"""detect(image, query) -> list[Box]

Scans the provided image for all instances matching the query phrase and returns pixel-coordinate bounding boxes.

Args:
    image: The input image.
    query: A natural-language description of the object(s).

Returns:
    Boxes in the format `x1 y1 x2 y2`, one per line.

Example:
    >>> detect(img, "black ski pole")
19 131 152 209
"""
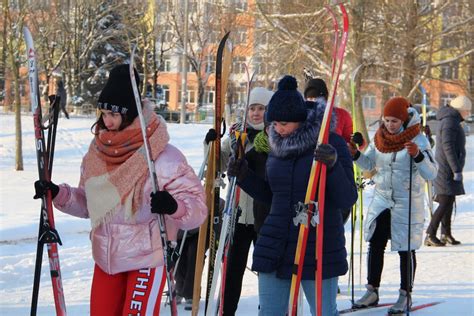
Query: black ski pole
407 157 413 316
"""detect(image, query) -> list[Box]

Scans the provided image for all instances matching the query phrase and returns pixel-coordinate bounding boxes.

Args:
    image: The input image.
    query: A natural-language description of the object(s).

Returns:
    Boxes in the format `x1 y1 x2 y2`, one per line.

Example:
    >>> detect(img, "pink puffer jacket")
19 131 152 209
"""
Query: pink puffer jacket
53 144 207 274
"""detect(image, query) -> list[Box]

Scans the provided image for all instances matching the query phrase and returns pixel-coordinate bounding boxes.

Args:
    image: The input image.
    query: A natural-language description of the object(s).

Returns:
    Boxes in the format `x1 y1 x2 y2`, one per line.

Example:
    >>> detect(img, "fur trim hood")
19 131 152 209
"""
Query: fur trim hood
269 102 336 159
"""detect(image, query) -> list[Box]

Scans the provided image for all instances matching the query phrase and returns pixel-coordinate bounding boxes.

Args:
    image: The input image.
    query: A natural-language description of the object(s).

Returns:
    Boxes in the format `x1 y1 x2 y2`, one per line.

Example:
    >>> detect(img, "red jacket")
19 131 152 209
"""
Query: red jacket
334 107 353 143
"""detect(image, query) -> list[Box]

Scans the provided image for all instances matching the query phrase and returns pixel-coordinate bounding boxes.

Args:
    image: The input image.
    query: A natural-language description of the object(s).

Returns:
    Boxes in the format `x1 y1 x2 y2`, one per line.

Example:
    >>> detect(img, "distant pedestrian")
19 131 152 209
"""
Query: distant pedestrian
56 80 69 119
425 95 470 246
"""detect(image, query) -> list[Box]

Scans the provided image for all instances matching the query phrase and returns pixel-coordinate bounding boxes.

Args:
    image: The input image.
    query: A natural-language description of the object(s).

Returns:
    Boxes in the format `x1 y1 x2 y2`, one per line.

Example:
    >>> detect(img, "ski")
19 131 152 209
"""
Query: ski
191 31 232 316
339 302 395 314
348 64 364 302
129 46 177 315
208 66 256 316
23 26 67 316
418 84 434 218
387 301 443 315
288 4 349 316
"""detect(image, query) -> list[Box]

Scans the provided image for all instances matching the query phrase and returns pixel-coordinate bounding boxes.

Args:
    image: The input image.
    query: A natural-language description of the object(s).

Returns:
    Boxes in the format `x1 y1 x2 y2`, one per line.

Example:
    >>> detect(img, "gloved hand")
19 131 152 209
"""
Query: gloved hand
226 156 248 181
423 125 432 137
205 129 218 144
33 180 59 199
351 132 364 147
150 191 178 215
453 173 463 182
347 141 359 157
404 141 420 157
314 143 337 169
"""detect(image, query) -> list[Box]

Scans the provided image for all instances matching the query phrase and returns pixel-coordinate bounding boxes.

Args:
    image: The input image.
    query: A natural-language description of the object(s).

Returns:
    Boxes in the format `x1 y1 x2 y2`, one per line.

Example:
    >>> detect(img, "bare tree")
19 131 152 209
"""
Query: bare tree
4 0 27 170
168 0 236 111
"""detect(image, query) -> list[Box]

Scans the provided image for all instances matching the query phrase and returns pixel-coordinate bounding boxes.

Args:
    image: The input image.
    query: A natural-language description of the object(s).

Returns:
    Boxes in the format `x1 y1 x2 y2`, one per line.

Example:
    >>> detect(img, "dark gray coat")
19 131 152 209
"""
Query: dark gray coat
433 106 466 196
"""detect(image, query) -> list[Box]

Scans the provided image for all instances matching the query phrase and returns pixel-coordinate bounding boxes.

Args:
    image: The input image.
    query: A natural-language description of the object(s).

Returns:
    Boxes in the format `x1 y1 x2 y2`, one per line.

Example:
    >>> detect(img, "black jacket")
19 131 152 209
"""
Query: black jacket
433 106 466 196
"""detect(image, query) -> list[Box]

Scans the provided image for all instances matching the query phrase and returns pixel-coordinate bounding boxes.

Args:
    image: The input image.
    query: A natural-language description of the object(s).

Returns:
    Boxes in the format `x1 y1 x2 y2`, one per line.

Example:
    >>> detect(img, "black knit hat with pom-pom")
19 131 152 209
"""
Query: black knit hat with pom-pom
265 75 307 122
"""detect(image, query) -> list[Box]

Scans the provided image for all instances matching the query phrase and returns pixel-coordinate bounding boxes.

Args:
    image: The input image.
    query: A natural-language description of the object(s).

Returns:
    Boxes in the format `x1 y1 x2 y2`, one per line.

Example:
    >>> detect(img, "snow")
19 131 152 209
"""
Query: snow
1 113 473 315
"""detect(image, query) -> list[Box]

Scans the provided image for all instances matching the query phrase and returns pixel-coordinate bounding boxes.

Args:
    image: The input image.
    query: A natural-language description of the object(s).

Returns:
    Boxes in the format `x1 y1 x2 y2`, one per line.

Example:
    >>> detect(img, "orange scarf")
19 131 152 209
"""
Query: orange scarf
80 105 169 227
374 123 420 153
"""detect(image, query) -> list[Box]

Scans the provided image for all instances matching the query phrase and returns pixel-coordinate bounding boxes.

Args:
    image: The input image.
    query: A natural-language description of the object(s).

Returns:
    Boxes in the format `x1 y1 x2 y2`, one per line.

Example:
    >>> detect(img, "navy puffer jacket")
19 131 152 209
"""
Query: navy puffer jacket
238 108 358 280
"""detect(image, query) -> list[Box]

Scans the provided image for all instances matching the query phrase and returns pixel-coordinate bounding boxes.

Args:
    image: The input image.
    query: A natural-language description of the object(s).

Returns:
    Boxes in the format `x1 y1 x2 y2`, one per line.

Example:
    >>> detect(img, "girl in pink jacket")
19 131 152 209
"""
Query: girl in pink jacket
34 64 207 315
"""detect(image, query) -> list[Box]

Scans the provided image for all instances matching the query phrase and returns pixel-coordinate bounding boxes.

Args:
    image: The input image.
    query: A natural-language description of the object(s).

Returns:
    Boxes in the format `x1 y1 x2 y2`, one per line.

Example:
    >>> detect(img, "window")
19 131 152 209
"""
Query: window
442 3 462 31
178 87 196 104
440 62 459 80
206 55 216 73
162 85 170 103
232 56 247 74
362 93 377 110
204 87 215 105
253 57 268 75
234 27 247 45
159 57 172 72
439 93 457 107
231 83 247 107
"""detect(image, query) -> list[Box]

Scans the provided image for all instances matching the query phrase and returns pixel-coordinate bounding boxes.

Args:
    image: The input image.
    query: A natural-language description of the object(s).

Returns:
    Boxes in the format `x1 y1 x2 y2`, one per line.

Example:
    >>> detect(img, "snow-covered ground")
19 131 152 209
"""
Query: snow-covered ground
0 113 473 315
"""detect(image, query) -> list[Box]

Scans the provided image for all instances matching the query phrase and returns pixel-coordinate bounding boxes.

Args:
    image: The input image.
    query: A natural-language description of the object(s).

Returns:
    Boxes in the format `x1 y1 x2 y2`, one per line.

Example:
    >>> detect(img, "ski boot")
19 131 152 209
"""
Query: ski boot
353 284 379 308
184 298 193 311
388 289 412 315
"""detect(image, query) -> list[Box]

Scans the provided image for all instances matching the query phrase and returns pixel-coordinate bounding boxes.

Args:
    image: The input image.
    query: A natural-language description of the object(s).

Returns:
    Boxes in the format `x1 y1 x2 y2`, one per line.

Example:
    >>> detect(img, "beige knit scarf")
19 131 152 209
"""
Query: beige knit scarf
80 105 169 228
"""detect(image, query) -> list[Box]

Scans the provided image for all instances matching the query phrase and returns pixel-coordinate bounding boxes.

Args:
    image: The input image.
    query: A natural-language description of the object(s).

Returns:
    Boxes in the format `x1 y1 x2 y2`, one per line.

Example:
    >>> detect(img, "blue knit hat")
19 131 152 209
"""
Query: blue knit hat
265 75 307 122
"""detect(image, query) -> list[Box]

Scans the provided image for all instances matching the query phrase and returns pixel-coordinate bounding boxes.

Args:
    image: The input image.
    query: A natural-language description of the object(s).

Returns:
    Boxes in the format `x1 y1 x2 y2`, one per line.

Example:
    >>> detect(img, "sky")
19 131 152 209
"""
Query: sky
0 112 473 315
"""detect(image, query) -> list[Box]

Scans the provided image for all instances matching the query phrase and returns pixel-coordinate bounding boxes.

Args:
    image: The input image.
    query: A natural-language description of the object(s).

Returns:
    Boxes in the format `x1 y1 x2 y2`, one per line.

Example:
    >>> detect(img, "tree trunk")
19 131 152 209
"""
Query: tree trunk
12 61 23 170
400 2 418 98
1 0 8 99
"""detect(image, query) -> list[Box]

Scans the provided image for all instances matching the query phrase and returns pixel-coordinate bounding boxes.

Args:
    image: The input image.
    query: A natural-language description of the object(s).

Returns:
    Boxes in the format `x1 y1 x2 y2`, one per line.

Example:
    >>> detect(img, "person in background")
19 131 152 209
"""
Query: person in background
228 75 357 316
304 78 353 143
33 64 207 316
56 79 69 119
174 228 200 310
204 86 274 315
425 95 470 246
349 97 437 314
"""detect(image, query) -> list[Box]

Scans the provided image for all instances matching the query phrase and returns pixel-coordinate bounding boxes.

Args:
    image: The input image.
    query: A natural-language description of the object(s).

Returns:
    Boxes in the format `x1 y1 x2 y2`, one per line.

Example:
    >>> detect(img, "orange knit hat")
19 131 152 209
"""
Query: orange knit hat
383 97 410 122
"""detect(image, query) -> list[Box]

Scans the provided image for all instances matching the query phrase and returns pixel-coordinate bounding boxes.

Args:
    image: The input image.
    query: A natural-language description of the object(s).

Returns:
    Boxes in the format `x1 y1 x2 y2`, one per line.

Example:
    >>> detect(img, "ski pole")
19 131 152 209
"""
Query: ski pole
129 46 177 315
407 157 413 316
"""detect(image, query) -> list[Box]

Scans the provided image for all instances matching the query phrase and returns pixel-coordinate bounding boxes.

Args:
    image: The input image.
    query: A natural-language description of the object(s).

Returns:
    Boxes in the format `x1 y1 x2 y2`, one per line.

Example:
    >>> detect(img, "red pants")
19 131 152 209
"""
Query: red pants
90 264 166 316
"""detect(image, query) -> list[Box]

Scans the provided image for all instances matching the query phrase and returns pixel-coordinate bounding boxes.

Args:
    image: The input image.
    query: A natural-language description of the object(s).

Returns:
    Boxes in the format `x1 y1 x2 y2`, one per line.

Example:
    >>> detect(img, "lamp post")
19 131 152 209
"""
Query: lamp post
180 0 189 124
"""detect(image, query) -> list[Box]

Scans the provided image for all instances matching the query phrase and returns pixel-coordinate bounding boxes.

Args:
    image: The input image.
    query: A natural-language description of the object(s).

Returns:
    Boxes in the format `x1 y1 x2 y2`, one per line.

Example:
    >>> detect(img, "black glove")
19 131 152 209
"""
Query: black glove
150 191 178 215
351 132 364 147
314 143 338 169
226 156 248 181
205 128 218 144
33 180 59 199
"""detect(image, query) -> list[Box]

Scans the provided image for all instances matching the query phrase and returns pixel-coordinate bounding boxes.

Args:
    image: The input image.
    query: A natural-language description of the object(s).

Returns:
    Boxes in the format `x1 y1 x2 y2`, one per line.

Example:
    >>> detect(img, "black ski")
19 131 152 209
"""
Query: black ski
24 26 66 316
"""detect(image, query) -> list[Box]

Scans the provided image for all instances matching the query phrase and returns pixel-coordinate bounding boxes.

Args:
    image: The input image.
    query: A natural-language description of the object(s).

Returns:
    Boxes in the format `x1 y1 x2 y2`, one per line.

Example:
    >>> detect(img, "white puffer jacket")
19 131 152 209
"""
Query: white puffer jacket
355 108 437 251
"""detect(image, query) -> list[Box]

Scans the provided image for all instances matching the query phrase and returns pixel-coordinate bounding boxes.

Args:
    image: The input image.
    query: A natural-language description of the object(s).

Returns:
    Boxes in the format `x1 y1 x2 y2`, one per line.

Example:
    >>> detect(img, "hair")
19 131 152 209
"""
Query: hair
90 111 134 135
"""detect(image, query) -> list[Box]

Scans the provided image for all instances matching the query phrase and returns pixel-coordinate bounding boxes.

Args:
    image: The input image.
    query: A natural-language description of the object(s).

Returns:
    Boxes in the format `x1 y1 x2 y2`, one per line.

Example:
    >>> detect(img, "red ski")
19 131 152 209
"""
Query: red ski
288 4 349 316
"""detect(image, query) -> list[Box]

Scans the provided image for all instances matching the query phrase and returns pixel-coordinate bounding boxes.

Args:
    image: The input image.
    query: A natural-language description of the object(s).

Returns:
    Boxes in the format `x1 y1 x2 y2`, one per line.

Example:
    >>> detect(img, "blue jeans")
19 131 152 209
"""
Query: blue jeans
258 271 339 316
